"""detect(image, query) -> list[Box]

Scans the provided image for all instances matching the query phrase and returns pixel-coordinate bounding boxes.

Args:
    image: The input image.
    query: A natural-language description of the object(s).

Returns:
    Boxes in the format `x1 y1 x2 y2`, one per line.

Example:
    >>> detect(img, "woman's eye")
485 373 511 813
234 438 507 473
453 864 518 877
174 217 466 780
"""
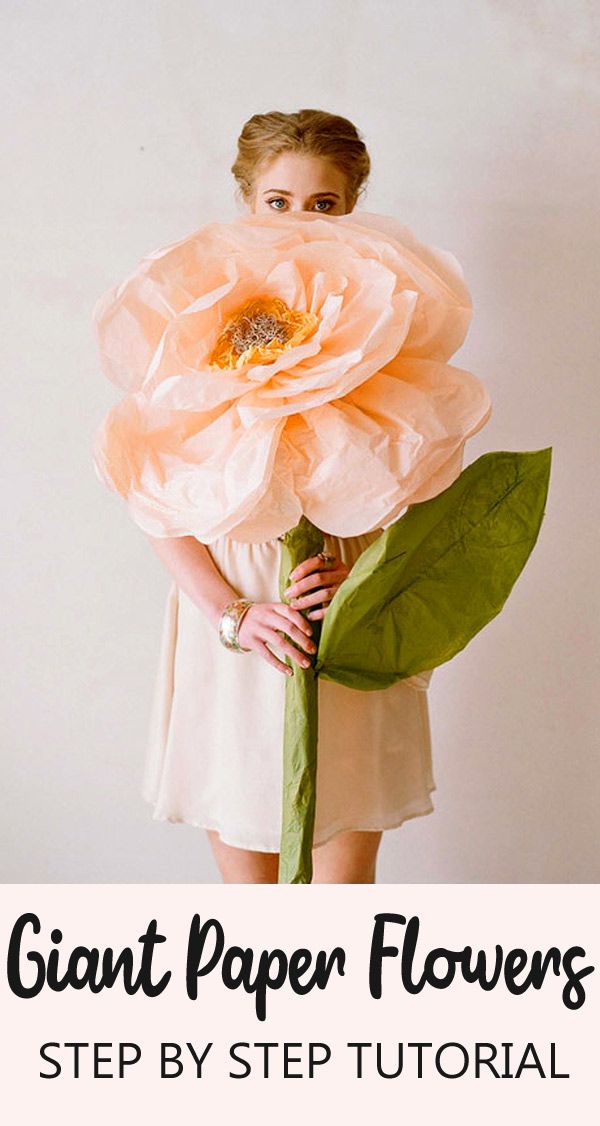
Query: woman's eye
266 197 334 212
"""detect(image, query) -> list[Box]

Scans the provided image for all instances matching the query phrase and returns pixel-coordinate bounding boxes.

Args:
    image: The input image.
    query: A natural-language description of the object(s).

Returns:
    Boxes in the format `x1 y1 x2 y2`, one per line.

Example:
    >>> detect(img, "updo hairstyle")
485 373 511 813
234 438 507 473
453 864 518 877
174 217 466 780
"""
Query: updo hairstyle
231 108 370 210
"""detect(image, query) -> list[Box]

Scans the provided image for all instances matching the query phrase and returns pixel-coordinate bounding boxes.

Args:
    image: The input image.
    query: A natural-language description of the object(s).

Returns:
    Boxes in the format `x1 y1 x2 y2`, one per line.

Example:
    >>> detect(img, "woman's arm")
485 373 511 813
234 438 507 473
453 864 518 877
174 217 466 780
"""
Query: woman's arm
144 533 316 675
144 534 238 630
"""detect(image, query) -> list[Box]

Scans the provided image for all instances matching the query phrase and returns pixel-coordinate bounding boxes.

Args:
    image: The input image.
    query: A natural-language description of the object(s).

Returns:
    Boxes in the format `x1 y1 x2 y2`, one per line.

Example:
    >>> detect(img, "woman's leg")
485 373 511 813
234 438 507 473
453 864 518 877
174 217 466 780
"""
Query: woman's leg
207 828 383 883
311 830 383 884
206 830 279 882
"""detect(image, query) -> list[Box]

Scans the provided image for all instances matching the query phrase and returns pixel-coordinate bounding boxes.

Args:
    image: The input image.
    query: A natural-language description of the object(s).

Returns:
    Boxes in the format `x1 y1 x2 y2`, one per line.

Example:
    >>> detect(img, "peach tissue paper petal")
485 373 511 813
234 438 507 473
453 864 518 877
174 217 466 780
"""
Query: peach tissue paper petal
92 211 492 543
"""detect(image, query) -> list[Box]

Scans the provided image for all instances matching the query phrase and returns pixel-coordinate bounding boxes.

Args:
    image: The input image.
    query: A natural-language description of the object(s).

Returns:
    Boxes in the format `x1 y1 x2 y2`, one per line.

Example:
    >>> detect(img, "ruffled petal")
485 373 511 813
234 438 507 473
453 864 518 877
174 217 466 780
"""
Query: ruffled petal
277 359 492 537
92 210 490 543
93 393 288 541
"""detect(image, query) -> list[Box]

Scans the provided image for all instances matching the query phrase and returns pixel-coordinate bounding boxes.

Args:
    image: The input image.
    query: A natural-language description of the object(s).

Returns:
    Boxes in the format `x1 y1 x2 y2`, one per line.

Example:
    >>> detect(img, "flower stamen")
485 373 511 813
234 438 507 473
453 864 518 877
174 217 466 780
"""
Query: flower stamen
210 296 318 370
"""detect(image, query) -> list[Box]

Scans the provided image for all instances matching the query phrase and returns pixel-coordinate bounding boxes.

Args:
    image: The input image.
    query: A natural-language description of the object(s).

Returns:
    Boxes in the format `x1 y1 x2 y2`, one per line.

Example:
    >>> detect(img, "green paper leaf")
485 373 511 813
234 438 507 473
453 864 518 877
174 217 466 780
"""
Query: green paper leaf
315 448 552 690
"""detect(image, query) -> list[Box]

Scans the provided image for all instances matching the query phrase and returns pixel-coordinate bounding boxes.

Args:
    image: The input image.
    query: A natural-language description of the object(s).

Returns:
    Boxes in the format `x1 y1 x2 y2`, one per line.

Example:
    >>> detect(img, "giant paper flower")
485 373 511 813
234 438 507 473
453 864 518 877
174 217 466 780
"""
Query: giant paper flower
92 211 492 542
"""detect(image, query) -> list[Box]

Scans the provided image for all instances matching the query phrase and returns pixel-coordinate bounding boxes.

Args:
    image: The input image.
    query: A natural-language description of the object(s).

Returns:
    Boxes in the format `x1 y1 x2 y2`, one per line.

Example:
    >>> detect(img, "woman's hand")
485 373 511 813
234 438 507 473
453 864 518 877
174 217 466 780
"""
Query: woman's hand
237 602 317 676
284 552 350 621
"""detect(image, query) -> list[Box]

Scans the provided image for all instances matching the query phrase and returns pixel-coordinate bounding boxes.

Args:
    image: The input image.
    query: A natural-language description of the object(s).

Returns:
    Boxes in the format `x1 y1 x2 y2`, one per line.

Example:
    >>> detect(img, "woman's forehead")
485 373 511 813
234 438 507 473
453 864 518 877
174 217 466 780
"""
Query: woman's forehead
255 151 347 192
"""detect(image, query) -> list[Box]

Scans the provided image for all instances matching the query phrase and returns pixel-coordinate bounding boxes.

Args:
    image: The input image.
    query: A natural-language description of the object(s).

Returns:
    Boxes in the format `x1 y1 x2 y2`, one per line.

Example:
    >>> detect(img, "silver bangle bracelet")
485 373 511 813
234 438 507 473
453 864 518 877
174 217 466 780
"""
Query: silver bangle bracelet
218 599 253 653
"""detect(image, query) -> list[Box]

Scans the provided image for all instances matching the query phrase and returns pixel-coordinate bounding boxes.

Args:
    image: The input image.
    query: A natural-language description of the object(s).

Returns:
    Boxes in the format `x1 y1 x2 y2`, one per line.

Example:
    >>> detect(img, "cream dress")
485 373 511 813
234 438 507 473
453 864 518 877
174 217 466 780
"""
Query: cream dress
143 527 435 853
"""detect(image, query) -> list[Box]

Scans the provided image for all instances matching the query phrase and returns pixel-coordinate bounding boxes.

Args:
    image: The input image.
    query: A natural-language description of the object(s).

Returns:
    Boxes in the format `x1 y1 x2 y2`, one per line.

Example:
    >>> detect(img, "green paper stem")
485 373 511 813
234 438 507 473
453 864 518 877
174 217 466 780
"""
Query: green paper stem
274 448 552 885
277 516 325 884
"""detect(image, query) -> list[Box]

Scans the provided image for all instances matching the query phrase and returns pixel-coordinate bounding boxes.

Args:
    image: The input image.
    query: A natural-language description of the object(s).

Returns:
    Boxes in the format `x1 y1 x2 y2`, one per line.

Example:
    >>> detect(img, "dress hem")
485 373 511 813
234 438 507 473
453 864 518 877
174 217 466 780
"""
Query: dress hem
142 786 437 855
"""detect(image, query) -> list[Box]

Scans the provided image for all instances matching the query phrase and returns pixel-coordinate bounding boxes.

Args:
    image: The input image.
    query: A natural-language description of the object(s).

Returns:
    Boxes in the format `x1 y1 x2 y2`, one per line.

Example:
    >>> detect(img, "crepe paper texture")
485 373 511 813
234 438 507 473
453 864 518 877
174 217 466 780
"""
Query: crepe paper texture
92 210 492 544
277 447 552 884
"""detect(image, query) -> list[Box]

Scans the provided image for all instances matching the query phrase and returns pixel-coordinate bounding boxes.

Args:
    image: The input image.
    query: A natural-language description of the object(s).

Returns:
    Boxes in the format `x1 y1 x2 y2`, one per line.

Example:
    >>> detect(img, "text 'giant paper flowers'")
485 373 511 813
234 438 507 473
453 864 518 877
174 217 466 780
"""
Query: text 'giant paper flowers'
92 211 492 542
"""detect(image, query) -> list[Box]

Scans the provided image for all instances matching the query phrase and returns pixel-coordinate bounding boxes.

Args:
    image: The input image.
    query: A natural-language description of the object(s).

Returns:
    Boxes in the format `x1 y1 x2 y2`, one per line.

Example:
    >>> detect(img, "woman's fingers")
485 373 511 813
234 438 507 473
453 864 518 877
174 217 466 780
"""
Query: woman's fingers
281 555 352 618
256 643 294 677
290 584 338 610
291 568 347 593
286 570 349 611
286 554 328 585
268 611 317 662
271 602 314 641
236 602 316 674
285 563 349 601
263 629 314 669
260 605 314 652
306 606 327 621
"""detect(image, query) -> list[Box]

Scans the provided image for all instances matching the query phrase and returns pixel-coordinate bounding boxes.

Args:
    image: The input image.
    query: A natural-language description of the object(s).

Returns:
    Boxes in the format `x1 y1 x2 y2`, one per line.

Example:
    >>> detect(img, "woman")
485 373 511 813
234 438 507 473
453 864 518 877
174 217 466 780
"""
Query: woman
98 109 465 884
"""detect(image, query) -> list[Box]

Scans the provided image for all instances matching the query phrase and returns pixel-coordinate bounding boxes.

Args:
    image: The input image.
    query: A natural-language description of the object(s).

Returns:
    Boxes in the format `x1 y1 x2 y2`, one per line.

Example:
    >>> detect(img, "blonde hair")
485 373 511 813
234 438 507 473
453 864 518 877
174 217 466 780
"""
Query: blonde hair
231 109 371 210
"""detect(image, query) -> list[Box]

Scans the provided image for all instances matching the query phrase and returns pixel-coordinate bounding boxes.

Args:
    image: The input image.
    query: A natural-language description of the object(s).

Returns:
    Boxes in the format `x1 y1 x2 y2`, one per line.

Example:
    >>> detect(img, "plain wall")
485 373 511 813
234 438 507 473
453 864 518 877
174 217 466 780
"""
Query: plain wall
2 0 598 881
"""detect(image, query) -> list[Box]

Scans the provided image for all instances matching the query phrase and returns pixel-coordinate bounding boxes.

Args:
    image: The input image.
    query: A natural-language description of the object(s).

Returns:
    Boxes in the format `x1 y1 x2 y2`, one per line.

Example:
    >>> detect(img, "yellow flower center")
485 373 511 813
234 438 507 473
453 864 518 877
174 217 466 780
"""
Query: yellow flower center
210 296 318 370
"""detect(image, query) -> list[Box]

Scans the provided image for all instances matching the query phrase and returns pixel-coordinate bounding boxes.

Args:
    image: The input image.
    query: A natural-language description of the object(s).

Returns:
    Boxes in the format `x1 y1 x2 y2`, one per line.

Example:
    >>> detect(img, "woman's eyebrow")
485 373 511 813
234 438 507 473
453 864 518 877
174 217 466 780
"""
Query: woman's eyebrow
262 189 341 199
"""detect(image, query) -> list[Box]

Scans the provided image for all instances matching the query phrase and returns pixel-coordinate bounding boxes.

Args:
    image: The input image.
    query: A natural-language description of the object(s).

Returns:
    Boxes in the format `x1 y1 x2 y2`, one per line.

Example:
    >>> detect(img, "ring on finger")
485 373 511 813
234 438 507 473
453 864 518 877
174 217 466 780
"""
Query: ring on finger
317 550 336 566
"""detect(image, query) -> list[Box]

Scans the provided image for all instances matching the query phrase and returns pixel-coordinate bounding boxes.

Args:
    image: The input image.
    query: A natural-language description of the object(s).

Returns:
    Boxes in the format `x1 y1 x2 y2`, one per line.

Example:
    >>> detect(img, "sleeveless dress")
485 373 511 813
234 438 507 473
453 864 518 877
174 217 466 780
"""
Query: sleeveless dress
142 527 435 853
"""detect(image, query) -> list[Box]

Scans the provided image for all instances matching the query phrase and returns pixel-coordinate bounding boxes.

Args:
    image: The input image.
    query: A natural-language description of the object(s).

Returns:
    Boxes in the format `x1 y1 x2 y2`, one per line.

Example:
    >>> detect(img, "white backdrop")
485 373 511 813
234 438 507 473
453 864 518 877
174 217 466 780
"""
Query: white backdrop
2 0 598 882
